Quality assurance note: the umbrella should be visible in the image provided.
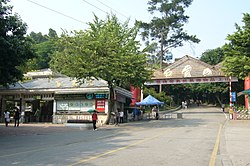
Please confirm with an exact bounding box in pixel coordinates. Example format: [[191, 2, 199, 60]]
[[238, 88, 250, 96], [87, 108, 99, 113]]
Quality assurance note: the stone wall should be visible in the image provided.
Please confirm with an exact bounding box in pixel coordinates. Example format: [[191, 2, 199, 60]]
[[53, 114, 107, 126]]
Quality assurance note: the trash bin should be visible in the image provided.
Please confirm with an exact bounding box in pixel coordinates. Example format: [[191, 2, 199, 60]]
[[177, 112, 183, 119]]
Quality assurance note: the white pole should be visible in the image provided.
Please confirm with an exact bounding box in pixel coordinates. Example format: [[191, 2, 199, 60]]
[[229, 76, 233, 119]]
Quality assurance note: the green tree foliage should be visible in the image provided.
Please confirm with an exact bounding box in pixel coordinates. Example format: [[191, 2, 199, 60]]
[[50, 14, 152, 123], [198, 48, 244, 106], [143, 87, 172, 106], [0, 0, 34, 86], [29, 31, 47, 44], [222, 13, 250, 79], [200, 48, 224, 65], [25, 28, 58, 71], [138, 0, 200, 67], [197, 49, 227, 105]]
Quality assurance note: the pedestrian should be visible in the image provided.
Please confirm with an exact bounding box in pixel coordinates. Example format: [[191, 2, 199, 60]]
[[155, 107, 159, 120], [34, 108, 41, 122], [115, 109, 120, 126], [3, 110, 10, 127], [119, 111, 124, 123], [92, 111, 98, 131], [196, 100, 200, 107], [14, 108, 21, 127], [152, 106, 158, 119], [221, 104, 225, 112], [184, 101, 188, 109], [182, 101, 185, 109]]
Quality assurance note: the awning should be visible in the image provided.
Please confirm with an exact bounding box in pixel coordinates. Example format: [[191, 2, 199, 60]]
[[54, 87, 109, 94]]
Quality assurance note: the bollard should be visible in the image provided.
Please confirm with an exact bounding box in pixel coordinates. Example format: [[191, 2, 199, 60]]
[[177, 112, 183, 119]]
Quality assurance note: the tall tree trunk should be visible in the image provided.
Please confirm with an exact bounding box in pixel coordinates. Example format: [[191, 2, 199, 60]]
[[105, 83, 114, 124], [215, 93, 222, 107]]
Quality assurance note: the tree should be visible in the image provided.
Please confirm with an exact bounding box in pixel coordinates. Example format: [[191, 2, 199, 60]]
[[25, 29, 58, 71], [197, 48, 228, 105], [50, 14, 152, 124], [222, 13, 250, 79], [138, 0, 200, 68], [0, 0, 34, 86], [48, 28, 58, 38], [143, 86, 172, 106], [29, 31, 47, 44], [200, 48, 224, 65]]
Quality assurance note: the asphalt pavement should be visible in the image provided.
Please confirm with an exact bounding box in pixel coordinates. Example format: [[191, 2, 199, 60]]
[[1, 111, 250, 166]]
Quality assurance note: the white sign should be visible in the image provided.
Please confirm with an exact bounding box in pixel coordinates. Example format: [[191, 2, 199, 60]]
[[56, 100, 95, 111]]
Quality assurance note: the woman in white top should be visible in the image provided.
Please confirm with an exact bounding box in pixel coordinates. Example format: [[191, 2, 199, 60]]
[[4, 110, 10, 127]]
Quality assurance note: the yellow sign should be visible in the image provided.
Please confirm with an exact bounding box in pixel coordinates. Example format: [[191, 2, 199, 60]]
[[229, 109, 233, 114]]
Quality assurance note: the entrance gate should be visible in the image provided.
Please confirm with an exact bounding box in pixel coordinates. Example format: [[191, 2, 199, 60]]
[[145, 55, 238, 89]]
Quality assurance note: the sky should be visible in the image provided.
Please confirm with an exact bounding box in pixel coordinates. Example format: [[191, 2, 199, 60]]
[[9, 0, 250, 60]]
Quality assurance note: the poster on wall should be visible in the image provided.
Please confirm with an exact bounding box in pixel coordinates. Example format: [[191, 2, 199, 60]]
[[57, 101, 69, 110], [80, 100, 95, 112], [95, 99, 105, 112], [68, 101, 80, 110], [57, 100, 95, 112]]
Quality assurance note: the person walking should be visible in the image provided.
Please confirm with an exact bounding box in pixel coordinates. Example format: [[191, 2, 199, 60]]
[[14, 108, 20, 127], [3, 110, 10, 127], [92, 111, 98, 131]]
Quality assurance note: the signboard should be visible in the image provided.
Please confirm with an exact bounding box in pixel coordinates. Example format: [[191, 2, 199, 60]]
[[80, 100, 95, 111], [95, 93, 108, 99], [56, 100, 95, 111], [165, 52, 173, 61], [57, 101, 69, 110], [95, 99, 105, 112], [145, 77, 238, 85], [55, 93, 108, 100], [231, 92, 236, 102]]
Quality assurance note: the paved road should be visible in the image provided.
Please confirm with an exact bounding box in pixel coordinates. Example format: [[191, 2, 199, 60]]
[[0, 106, 250, 166]]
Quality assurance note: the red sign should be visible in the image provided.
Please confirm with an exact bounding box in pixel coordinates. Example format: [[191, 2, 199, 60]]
[[95, 99, 105, 112]]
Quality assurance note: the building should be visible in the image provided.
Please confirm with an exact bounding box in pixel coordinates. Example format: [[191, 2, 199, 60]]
[[0, 69, 132, 125]]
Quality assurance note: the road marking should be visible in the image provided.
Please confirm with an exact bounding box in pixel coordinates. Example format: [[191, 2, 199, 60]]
[[68, 129, 171, 166], [223, 112, 228, 120], [209, 124, 222, 166]]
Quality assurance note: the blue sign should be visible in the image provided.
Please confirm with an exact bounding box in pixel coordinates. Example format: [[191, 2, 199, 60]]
[[165, 52, 173, 60], [231, 92, 236, 102]]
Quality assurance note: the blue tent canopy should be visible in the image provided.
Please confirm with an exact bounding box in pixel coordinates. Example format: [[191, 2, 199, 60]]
[[136, 95, 164, 106]]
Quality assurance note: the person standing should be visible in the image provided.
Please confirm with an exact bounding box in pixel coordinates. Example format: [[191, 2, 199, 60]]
[[155, 107, 159, 120], [152, 106, 158, 119], [3, 110, 10, 127], [115, 110, 120, 126], [222, 104, 225, 112], [14, 108, 20, 127], [92, 111, 98, 131], [119, 111, 124, 123]]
